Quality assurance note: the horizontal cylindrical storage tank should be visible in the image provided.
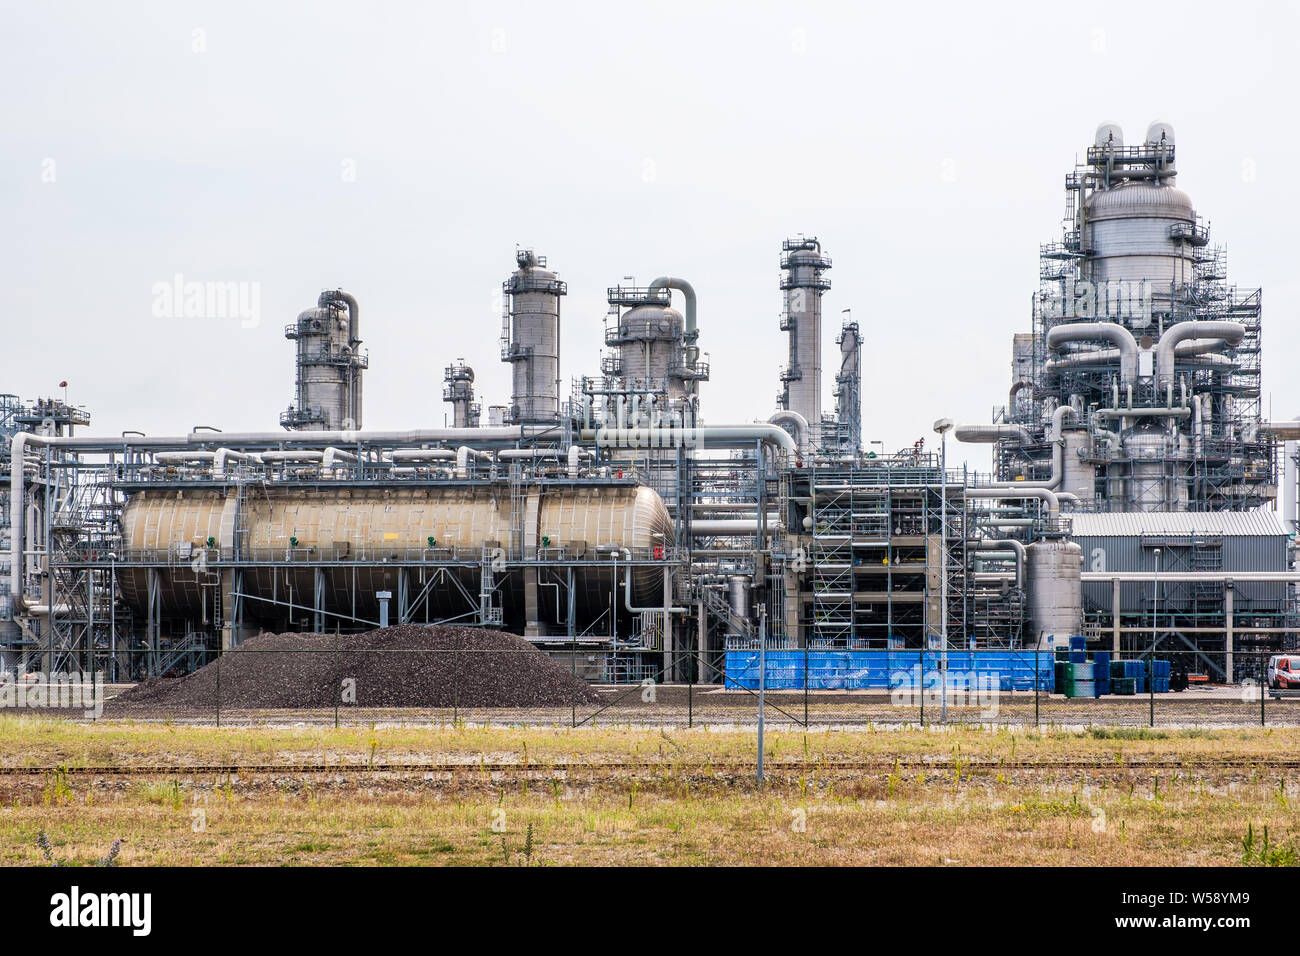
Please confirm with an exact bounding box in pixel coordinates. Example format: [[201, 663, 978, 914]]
[[117, 484, 673, 627]]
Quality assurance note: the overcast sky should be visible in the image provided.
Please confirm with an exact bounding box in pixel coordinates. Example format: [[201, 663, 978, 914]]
[[5, 1, 1298, 473]]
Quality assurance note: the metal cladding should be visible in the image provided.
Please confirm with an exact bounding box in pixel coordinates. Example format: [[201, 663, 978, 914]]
[[442, 360, 480, 428], [118, 483, 674, 628], [501, 249, 566, 423], [778, 237, 831, 453], [281, 290, 367, 431], [1025, 539, 1083, 649]]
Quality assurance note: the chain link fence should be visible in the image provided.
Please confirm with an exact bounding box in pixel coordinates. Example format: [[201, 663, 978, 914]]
[[2, 642, 1295, 729]]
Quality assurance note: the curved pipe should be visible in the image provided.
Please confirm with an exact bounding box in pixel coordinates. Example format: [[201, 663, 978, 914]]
[[982, 406, 1076, 491], [974, 539, 1025, 586], [1046, 322, 1139, 384], [620, 549, 686, 614], [647, 277, 697, 366], [318, 289, 360, 346], [768, 410, 811, 454], [1008, 381, 1033, 409], [1156, 321, 1243, 388], [966, 487, 1062, 518], [955, 424, 1032, 445]]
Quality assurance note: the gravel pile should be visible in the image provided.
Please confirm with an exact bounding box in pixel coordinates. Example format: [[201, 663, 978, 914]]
[[107, 625, 602, 711]]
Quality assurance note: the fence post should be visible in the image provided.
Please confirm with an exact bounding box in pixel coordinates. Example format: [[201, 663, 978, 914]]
[[918, 649, 925, 726], [803, 640, 809, 727], [1034, 646, 1040, 727], [570, 633, 577, 729], [215, 651, 221, 729], [687, 645, 693, 729], [1261, 652, 1266, 727], [333, 632, 340, 730], [453, 629, 460, 726], [1148, 652, 1154, 728]]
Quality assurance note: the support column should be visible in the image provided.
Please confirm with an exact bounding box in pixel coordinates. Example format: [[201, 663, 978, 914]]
[[1112, 578, 1121, 656], [1225, 582, 1234, 683]]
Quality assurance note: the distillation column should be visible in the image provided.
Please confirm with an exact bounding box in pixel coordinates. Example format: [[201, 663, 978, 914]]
[[501, 250, 567, 424], [442, 361, 480, 428], [778, 238, 832, 453], [281, 290, 366, 431]]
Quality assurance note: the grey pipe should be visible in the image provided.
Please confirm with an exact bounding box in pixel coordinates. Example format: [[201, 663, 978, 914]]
[[1046, 322, 1139, 384], [982, 406, 1076, 491], [1257, 421, 1300, 441], [620, 549, 686, 614], [647, 276, 698, 366], [966, 486, 1063, 517], [1156, 321, 1243, 389], [954, 424, 1032, 445], [768, 410, 811, 455], [1094, 406, 1192, 420], [319, 289, 360, 346], [580, 425, 797, 456]]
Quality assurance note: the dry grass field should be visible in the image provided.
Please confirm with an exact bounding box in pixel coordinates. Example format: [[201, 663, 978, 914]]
[[3, 716, 1298, 866]]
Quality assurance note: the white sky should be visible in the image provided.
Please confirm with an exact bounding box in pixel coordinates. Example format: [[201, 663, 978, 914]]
[[4, 1, 1299, 474]]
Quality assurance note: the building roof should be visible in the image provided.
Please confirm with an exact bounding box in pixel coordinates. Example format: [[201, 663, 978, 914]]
[[1068, 509, 1289, 538]]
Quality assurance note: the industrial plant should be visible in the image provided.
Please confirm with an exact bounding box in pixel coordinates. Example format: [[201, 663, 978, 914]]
[[3, 121, 1297, 687]]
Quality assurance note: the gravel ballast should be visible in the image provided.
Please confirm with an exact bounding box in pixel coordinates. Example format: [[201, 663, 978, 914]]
[[107, 625, 602, 711]]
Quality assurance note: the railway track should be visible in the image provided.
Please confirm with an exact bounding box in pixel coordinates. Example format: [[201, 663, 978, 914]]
[[3, 757, 1297, 776]]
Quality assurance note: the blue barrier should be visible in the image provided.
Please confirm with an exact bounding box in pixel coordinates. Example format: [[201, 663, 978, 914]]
[[724, 649, 1056, 692]]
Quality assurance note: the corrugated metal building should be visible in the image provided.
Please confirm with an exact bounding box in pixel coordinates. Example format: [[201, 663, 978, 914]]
[[1070, 510, 1295, 673]]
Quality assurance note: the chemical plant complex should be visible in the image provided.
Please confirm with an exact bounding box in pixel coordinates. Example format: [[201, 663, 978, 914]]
[[4, 121, 1298, 688]]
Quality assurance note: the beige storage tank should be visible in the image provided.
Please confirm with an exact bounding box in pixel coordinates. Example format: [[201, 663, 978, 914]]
[[118, 483, 674, 628]]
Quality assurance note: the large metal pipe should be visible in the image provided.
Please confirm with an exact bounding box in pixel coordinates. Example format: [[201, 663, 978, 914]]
[[1156, 321, 1243, 388], [1082, 571, 1300, 583], [1258, 421, 1300, 441], [646, 276, 698, 366], [982, 406, 1077, 491], [768, 410, 811, 456], [580, 425, 797, 456], [318, 289, 360, 346], [188, 426, 563, 447], [966, 487, 1064, 517], [954, 424, 1032, 445], [1046, 322, 1139, 384]]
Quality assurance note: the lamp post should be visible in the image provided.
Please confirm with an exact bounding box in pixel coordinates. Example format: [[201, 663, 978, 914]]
[[1150, 547, 1160, 726], [933, 418, 954, 723], [108, 552, 117, 683]]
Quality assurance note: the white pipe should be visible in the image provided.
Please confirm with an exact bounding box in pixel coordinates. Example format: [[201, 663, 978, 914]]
[[966, 487, 1062, 517], [581, 425, 797, 456], [1082, 571, 1300, 583], [1046, 323, 1139, 384], [954, 424, 1032, 445], [768, 410, 811, 455], [188, 426, 561, 446], [984, 406, 1076, 491], [260, 451, 324, 463], [322, 447, 357, 471], [690, 519, 781, 536], [647, 276, 699, 367], [389, 448, 457, 461], [1156, 321, 1244, 389], [215, 448, 259, 477], [620, 549, 686, 614]]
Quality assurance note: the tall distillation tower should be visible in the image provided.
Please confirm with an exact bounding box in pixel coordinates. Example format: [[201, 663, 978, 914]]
[[963, 122, 1272, 512], [777, 237, 832, 454]]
